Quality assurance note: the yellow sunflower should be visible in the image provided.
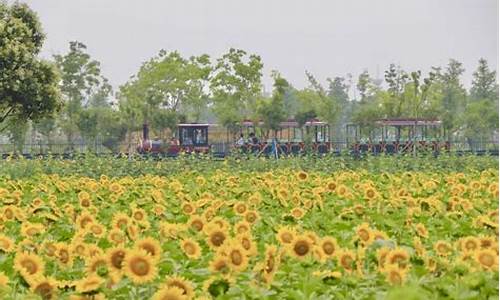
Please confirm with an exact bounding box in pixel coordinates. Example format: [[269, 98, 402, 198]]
[[131, 207, 148, 223], [164, 276, 194, 299], [461, 236, 480, 253], [386, 248, 410, 270], [337, 249, 356, 272], [108, 229, 127, 245], [206, 227, 228, 250], [383, 264, 407, 285], [475, 249, 498, 271], [78, 191, 92, 208], [355, 223, 374, 246], [111, 212, 130, 230], [414, 223, 429, 238], [276, 226, 296, 245], [236, 233, 257, 256], [287, 234, 312, 260], [14, 252, 45, 278], [85, 254, 108, 276], [106, 246, 127, 272], [55, 243, 73, 268], [0, 234, 15, 252], [75, 274, 104, 293], [135, 237, 162, 262], [123, 249, 157, 284], [296, 171, 308, 181], [319, 236, 338, 258], [289, 207, 306, 220], [30, 276, 58, 300], [187, 215, 205, 232], [209, 255, 230, 275], [434, 240, 452, 257], [181, 202, 197, 215], [75, 211, 95, 230], [152, 286, 187, 300], [234, 220, 251, 235], [223, 242, 249, 272], [233, 201, 248, 215], [180, 238, 202, 260]]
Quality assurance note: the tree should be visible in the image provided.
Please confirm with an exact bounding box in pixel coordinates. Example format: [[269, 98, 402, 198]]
[[305, 72, 340, 140], [356, 71, 377, 103], [0, 2, 61, 131], [256, 72, 288, 137], [54, 41, 112, 144], [433, 59, 466, 141], [210, 48, 263, 133], [464, 59, 499, 143], [470, 58, 498, 101], [120, 50, 211, 137], [383, 64, 409, 117]]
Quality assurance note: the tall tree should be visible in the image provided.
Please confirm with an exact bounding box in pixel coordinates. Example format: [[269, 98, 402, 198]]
[[0, 2, 61, 132], [210, 48, 263, 133], [464, 59, 499, 143], [434, 59, 466, 141], [256, 71, 288, 137], [54, 41, 112, 144], [470, 58, 498, 101], [383, 64, 409, 117]]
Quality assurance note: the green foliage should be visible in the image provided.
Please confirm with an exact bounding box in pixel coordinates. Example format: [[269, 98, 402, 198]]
[[256, 72, 289, 133], [0, 2, 61, 131], [210, 48, 263, 132], [54, 41, 112, 143], [119, 50, 211, 134]]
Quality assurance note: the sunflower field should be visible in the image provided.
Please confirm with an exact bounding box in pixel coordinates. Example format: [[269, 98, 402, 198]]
[[0, 156, 498, 299]]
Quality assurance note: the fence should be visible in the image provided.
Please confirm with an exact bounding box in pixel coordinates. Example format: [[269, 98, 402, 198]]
[[0, 140, 497, 157]]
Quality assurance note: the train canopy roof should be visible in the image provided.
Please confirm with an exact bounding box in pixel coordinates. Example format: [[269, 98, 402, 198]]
[[375, 118, 442, 127], [241, 118, 328, 127]]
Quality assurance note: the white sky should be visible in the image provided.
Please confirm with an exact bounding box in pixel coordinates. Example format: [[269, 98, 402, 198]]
[[18, 0, 499, 94]]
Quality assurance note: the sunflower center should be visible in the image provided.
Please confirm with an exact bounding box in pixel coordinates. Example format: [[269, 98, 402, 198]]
[[59, 249, 69, 263], [465, 241, 477, 251], [35, 283, 53, 300], [341, 255, 353, 269], [5, 209, 13, 219], [294, 240, 310, 256], [170, 282, 187, 295], [183, 205, 193, 214], [191, 221, 203, 231], [141, 244, 156, 256], [130, 257, 150, 276], [27, 228, 38, 236], [92, 226, 102, 235], [230, 250, 243, 265], [134, 212, 144, 221], [358, 229, 370, 241], [281, 232, 293, 243], [210, 232, 225, 247], [111, 251, 125, 269], [246, 213, 256, 223], [322, 242, 335, 255], [265, 256, 275, 273], [241, 239, 251, 250], [184, 243, 196, 255], [479, 253, 494, 267], [236, 205, 246, 214], [21, 259, 37, 274]]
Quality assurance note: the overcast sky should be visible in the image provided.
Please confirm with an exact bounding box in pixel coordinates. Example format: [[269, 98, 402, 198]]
[[19, 0, 499, 94]]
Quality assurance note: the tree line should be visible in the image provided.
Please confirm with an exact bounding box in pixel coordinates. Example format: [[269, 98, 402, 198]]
[[0, 2, 498, 151]]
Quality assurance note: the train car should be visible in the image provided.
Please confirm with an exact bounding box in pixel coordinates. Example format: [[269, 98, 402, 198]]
[[136, 118, 332, 156]]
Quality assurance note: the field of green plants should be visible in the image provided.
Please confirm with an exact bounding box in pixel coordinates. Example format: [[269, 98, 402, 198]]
[[0, 155, 497, 299]]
